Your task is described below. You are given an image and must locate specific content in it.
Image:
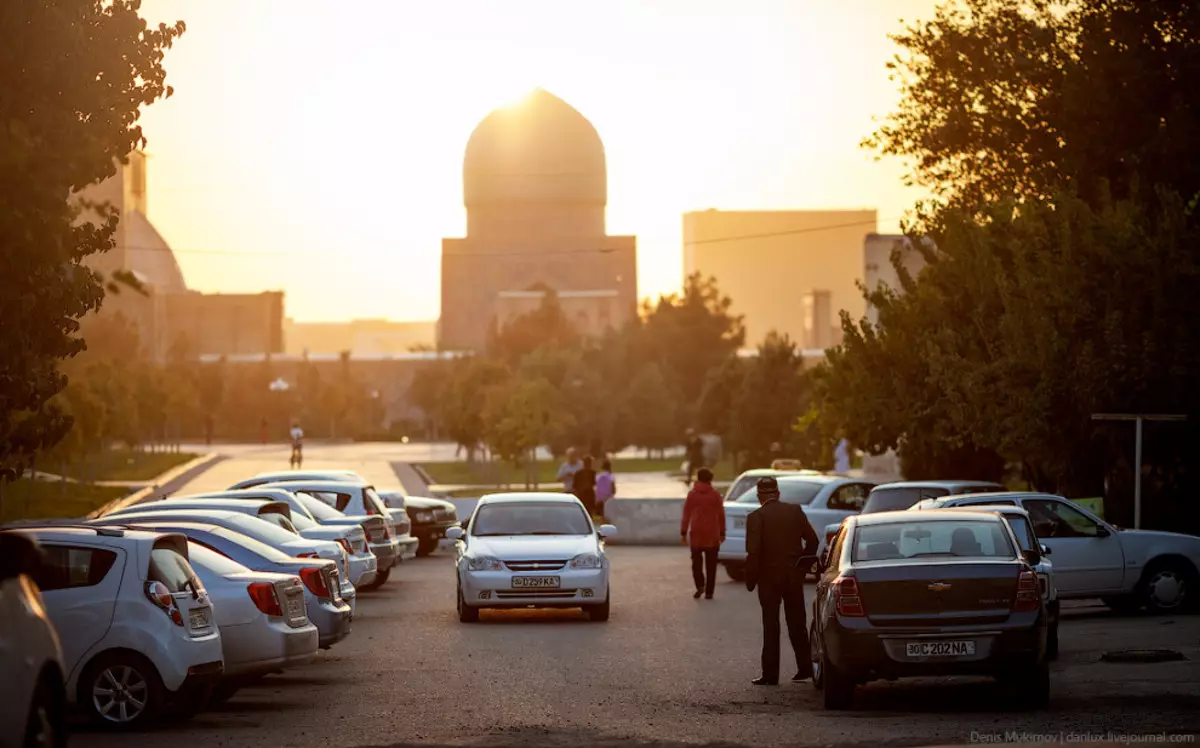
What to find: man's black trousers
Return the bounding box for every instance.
[690,547,718,597]
[757,571,810,682]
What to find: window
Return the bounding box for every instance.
[290,513,317,530]
[957,484,1006,494]
[826,527,847,573]
[1025,499,1102,539]
[332,493,353,512]
[36,546,118,591]
[148,545,198,593]
[773,481,824,506]
[852,519,1016,562]
[226,514,308,546]
[296,493,345,520]
[725,476,760,503]
[828,483,871,512]
[363,488,388,516]
[184,543,249,576]
[1002,515,1037,552]
[862,486,949,514]
[258,512,299,534]
[471,502,592,537]
[211,527,293,563]
[963,499,1016,507]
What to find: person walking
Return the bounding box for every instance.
[745,476,818,685]
[556,447,583,493]
[681,467,726,599]
[595,459,616,521]
[289,422,304,468]
[684,430,706,486]
[573,455,598,517]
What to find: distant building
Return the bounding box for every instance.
[284,319,438,356]
[75,153,284,361]
[440,89,638,351]
[683,209,877,348]
[862,233,930,327]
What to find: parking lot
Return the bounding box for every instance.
[72,546,1200,748]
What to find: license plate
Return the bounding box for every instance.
[511,576,560,589]
[905,640,975,658]
[287,597,304,617]
[734,518,746,529]
[189,607,211,628]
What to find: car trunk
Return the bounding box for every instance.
[361,516,389,544]
[724,504,753,536]
[853,562,1020,626]
[276,576,310,627]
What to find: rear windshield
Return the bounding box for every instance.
[1003,515,1035,551]
[863,487,949,514]
[187,542,249,575]
[290,512,317,530]
[378,491,406,509]
[363,488,388,516]
[148,544,199,593]
[227,514,304,546]
[258,512,300,535]
[737,480,823,505]
[725,475,762,503]
[295,493,345,521]
[853,519,1016,562]
[210,526,293,563]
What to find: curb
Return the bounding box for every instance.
[88,452,224,518]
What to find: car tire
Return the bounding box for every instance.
[359,567,390,592]
[821,647,854,710]
[809,622,823,690]
[588,592,611,622]
[1138,558,1196,614]
[724,564,746,582]
[457,586,479,623]
[1102,595,1142,614]
[78,651,166,729]
[417,537,438,557]
[23,667,67,748]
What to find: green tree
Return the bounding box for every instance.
[729,333,808,468]
[0,1,184,480]
[441,356,511,460]
[623,363,681,456]
[486,288,579,362]
[482,377,574,486]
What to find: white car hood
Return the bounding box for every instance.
[1116,528,1200,547]
[468,535,596,560]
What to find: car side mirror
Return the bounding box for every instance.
[1021,548,1042,566]
[1039,543,1051,556]
[1094,525,1111,538]
[445,526,464,541]
[598,524,618,538]
[0,533,43,582]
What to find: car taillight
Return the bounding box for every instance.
[299,567,331,598]
[833,575,865,617]
[297,552,318,559]
[247,582,284,616]
[337,538,354,557]
[144,580,184,626]
[1014,570,1039,612]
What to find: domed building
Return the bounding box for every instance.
[440,89,637,351]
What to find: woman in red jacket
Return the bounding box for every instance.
[681,467,726,599]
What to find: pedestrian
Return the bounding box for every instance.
[834,438,851,475]
[595,459,616,521]
[684,429,706,485]
[745,475,818,686]
[557,447,583,492]
[680,467,725,600]
[573,455,598,517]
[289,421,304,468]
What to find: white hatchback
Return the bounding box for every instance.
[447,493,616,623]
[7,526,224,728]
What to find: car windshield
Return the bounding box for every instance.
[187,542,250,575]
[363,488,388,516]
[736,480,823,505]
[863,487,950,514]
[148,543,200,593]
[210,526,294,563]
[471,502,592,537]
[294,493,346,521]
[224,514,306,546]
[852,519,1016,562]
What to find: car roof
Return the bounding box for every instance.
[873,480,1005,490]
[99,508,252,523]
[934,505,1032,518]
[854,509,1006,527]
[258,479,369,490]
[144,498,278,509]
[252,470,359,480]
[478,492,579,505]
[735,468,819,478]
[7,525,177,546]
[774,474,853,486]
[177,489,298,500]
[940,491,1062,502]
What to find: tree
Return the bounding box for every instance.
[486,287,579,362]
[728,333,808,469]
[0,1,184,479]
[440,356,511,460]
[482,377,574,486]
[623,364,681,456]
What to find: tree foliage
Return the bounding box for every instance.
[0,0,184,479]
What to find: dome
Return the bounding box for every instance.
[463,89,606,207]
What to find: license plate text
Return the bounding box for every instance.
[905,640,975,657]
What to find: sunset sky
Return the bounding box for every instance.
[137,0,940,322]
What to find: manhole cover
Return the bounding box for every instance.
[1101,649,1186,663]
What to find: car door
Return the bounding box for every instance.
[1021,498,1125,595]
[35,542,125,680]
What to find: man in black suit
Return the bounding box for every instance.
[745,475,819,686]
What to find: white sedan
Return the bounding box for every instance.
[446,493,616,622]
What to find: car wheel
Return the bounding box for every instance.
[457,586,479,623]
[79,652,165,729]
[359,567,390,592]
[809,622,823,690]
[1102,595,1142,614]
[1139,559,1196,614]
[417,537,438,557]
[821,647,854,709]
[724,564,745,582]
[588,592,611,622]
[23,668,67,748]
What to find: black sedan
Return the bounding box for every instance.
[403,496,459,556]
[811,511,1049,709]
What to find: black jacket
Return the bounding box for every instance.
[745,499,818,591]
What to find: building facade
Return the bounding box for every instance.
[683,209,877,349]
[440,89,637,351]
[284,319,438,356]
[862,233,930,327]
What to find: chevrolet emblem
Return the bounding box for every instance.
[927,581,952,592]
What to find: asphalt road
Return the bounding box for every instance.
[74,547,1200,748]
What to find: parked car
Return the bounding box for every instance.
[89,509,356,609]
[288,491,398,590]
[920,505,1059,659]
[403,495,459,557]
[0,532,68,747]
[911,492,1200,613]
[811,511,1049,709]
[228,470,361,491]
[820,480,1007,555]
[134,493,378,588]
[3,526,224,728]
[723,467,825,504]
[95,520,352,649]
[373,489,422,560]
[258,480,406,568]
[446,493,617,623]
[183,542,319,701]
[719,475,875,582]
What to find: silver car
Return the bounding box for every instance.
[102,520,353,649]
[184,542,319,699]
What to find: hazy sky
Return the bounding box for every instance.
[137,0,940,322]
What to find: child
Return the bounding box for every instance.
[595,459,616,520]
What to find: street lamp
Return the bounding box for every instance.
[1091,413,1186,529]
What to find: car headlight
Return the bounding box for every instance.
[414,511,433,523]
[570,553,603,569]
[467,556,503,571]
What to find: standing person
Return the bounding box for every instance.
[680,467,726,599]
[556,447,583,492]
[289,422,304,468]
[595,459,616,521]
[572,455,598,517]
[745,476,818,685]
[834,438,851,475]
[684,430,706,485]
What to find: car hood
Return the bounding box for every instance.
[405,496,455,511]
[1115,527,1200,545]
[467,535,597,560]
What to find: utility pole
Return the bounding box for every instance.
[1091,413,1186,529]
